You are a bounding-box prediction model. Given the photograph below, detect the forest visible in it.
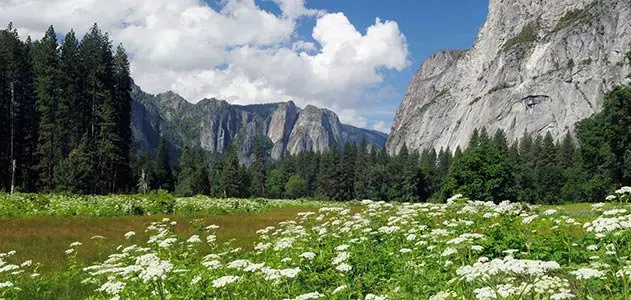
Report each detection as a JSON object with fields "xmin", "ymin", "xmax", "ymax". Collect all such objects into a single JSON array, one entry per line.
[{"xmin": 1, "ymin": 23, "xmax": 631, "ymax": 204}]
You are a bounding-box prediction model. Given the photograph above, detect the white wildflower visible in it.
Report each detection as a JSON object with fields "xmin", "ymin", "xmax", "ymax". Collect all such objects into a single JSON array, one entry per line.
[{"xmin": 212, "ymin": 275, "xmax": 240, "ymax": 288}]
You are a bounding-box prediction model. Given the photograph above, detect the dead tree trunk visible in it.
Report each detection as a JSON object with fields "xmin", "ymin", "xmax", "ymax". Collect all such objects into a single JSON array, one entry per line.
[{"xmin": 10, "ymin": 82, "xmax": 16, "ymax": 194}]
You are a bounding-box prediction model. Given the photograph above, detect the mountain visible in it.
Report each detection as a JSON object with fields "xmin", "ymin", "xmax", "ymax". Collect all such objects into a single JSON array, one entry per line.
[
  {"xmin": 388, "ymin": 0, "xmax": 631, "ymax": 153},
  {"xmin": 130, "ymin": 84, "xmax": 387, "ymax": 163}
]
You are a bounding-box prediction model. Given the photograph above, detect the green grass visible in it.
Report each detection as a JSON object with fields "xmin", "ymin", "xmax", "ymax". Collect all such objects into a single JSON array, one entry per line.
[{"xmin": 0, "ymin": 207, "xmax": 322, "ymax": 274}]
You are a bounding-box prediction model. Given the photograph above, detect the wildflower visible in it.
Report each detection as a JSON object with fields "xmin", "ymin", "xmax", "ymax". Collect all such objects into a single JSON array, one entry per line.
[
  {"xmin": 300, "ymin": 252, "xmax": 316, "ymax": 260},
  {"xmin": 336, "ymin": 263, "xmax": 352, "ymax": 272},
  {"xmin": 332, "ymin": 252, "xmax": 350, "ymax": 265},
  {"xmin": 279, "ymin": 267, "xmax": 301, "ymax": 278},
  {"xmin": 191, "ymin": 276, "xmax": 202, "ymax": 284},
  {"xmin": 430, "ymin": 291, "xmax": 457, "ymax": 300},
  {"xmin": 365, "ymin": 294, "xmax": 388, "ymax": 300},
  {"xmin": 207, "ymin": 235, "xmax": 217, "ymax": 244},
  {"xmin": 97, "ymin": 280, "xmax": 126, "ymax": 295},
  {"xmin": 202, "ymin": 260, "xmax": 221, "ymax": 270},
  {"xmin": 227, "ymin": 260, "xmax": 251, "ymax": 270},
  {"xmin": 333, "ymin": 285, "xmax": 347, "ymax": 294},
  {"xmin": 441, "ymin": 248, "xmax": 458, "ymax": 257},
  {"xmin": 570, "ymin": 268, "xmax": 605, "ymax": 280},
  {"xmin": 244, "ymin": 262, "xmax": 265, "ymax": 272},
  {"xmin": 158, "ymin": 238, "xmax": 177, "ymax": 248},
  {"xmin": 400, "ymin": 248, "xmax": 412, "ymax": 253},
  {"xmin": 65, "ymin": 249, "xmax": 75, "ymax": 255},
  {"xmin": 20, "ymin": 260, "xmax": 32, "ymax": 268},
  {"xmin": 287, "ymin": 291, "xmax": 324, "ymax": 300},
  {"xmin": 472, "ymin": 245, "xmax": 484, "ymax": 251},
  {"xmin": 186, "ymin": 235, "xmax": 202, "ymax": 244},
  {"xmin": 124, "ymin": 231, "xmax": 136, "ymax": 239},
  {"xmin": 335, "ymin": 244, "xmax": 350, "ymax": 251},
  {"xmin": 69, "ymin": 242, "xmax": 82, "ymax": 247},
  {"xmin": 136, "ymin": 254, "xmax": 173, "ymax": 283},
  {"xmin": 212, "ymin": 276, "xmax": 240, "ymax": 288}
]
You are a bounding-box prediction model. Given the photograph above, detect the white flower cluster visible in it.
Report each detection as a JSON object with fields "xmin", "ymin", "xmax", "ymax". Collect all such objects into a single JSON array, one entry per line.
[
  {"xmin": 584, "ymin": 213, "xmax": 631, "ymax": 238},
  {"xmin": 570, "ymin": 267, "xmax": 605, "ymax": 280},
  {"xmin": 457, "ymin": 256, "xmax": 561, "ymax": 282}
]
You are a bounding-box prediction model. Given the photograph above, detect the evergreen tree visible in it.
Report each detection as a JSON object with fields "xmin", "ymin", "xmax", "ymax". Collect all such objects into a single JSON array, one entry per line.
[
  {"xmin": 176, "ymin": 146, "xmax": 210, "ymax": 196},
  {"xmin": 32, "ymin": 26, "xmax": 61, "ymax": 191},
  {"xmin": 153, "ymin": 138, "xmax": 174, "ymax": 191},
  {"xmin": 54, "ymin": 137, "xmax": 93, "ymax": 194},
  {"xmin": 220, "ymin": 146, "xmax": 245, "ymax": 198},
  {"xmin": 353, "ymin": 137, "xmax": 371, "ymax": 200},
  {"xmin": 112, "ymin": 44, "xmax": 133, "ymax": 191},
  {"xmin": 58, "ymin": 30, "xmax": 81, "ymax": 155},
  {"xmin": 557, "ymin": 133, "xmax": 575, "ymax": 170},
  {"xmin": 336, "ymin": 142, "xmax": 356, "ymax": 201},
  {"xmin": 0, "ymin": 24, "xmax": 37, "ymax": 192},
  {"xmin": 249, "ymin": 138, "xmax": 267, "ymax": 197}
]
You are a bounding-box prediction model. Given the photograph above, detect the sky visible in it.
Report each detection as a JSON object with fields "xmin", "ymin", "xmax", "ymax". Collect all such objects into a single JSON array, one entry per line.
[{"xmin": 0, "ymin": 0, "xmax": 488, "ymax": 133}]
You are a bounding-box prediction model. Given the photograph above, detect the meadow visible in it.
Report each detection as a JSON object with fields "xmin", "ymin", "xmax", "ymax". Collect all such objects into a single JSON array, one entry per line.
[{"xmin": 0, "ymin": 189, "xmax": 630, "ymax": 299}]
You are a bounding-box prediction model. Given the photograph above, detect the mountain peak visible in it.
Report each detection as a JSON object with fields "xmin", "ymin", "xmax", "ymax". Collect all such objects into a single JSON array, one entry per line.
[{"xmin": 130, "ymin": 84, "xmax": 387, "ymax": 163}]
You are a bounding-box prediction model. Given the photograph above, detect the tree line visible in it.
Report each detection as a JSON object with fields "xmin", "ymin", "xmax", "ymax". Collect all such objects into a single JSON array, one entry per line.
[
  {"xmin": 141, "ymin": 52, "xmax": 631, "ymax": 204},
  {"xmin": 2, "ymin": 22, "xmax": 629, "ymax": 204},
  {"xmin": 0, "ymin": 23, "xmax": 133, "ymax": 194}
]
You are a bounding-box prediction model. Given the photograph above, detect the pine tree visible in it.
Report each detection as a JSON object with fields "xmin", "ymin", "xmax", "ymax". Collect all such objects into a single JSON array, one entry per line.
[
  {"xmin": 54, "ymin": 136, "xmax": 93, "ymax": 194},
  {"xmin": 153, "ymin": 138, "xmax": 174, "ymax": 191},
  {"xmin": 176, "ymin": 146, "xmax": 210, "ymax": 196},
  {"xmin": 557, "ymin": 133, "xmax": 575, "ymax": 169},
  {"xmin": 58, "ymin": 30, "xmax": 81, "ymax": 155},
  {"xmin": 32, "ymin": 26, "xmax": 61, "ymax": 191},
  {"xmin": 536, "ymin": 132, "xmax": 563, "ymax": 204},
  {"xmin": 353, "ymin": 137, "xmax": 370, "ymax": 200},
  {"xmin": 249, "ymin": 138, "xmax": 267, "ymax": 197},
  {"xmin": 0, "ymin": 24, "xmax": 37, "ymax": 192},
  {"xmin": 336, "ymin": 142, "xmax": 356, "ymax": 201},
  {"xmin": 221, "ymin": 146, "xmax": 246, "ymax": 198},
  {"xmin": 112, "ymin": 44, "xmax": 133, "ymax": 191}
]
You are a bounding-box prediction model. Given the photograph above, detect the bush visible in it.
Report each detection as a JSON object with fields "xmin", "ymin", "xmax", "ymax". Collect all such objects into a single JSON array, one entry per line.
[{"xmin": 146, "ymin": 190, "xmax": 176, "ymax": 214}]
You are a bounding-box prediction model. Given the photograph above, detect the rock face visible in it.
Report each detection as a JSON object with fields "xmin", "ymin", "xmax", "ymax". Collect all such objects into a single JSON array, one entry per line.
[
  {"xmin": 388, "ymin": 0, "xmax": 631, "ymax": 154},
  {"xmin": 130, "ymin": 85, "xmax": 387, "ymax": 164}
]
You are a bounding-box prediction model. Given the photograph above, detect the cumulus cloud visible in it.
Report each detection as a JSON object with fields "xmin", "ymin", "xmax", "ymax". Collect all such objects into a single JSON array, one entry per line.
[
  {"xmin": 0, "ymin": 0, "xmax": 410, "ymax": 129},
  {"xmin": 372, "ymin": 121, "xmax": 391, "ymax": 134}
]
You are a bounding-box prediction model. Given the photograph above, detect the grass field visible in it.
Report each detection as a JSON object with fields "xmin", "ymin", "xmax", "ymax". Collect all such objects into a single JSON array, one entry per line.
[
  {"xmin": 0, "ymin": 207, "xmax": 322, "ymax": 274},
  {"xmin": 2, "ymin": 193, "xmax": 631, "ymax": 299}
]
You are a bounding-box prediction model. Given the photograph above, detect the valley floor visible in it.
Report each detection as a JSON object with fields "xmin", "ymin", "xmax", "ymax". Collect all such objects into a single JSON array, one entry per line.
[{"xmin": 1, "ymin": 195, "xmax": 630, "ymax": 299}]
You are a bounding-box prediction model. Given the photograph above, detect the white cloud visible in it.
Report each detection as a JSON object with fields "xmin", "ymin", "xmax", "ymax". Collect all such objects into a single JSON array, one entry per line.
[
  {"xmin": 0, "ymin": 0, "xmax": 410, "ymax": 130},
  {"xmin": 372, "ymin": 121, "xmax": 391, "ymax": 134}
]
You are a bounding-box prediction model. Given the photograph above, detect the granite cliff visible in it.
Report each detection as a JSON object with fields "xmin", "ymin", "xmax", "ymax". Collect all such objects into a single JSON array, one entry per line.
[{"xmin": 388, "ymin": 0, "xmax": 631, "ymax": 153}]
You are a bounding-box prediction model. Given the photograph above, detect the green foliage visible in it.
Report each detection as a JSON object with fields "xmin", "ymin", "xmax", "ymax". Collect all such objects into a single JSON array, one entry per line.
[
  {"xmin": 153, "ymin": 138, "xmax": 174, "ymax": 192},
  {"xmin": 146, "ymin": 189, "xmax": 176, "ymax": 214},
  {"xmin": 4, "ymin": 198, "xmax": 631, "ymax": 299},
  {"xmin": 220, "ymin": 146, "xmax": 247, "ymax": 198},
  {"xmin": 284, "ymin": 175, "xmax": 308, "ymax": 199},
  {"xmin": 441, "ymin": 128, "xmax": 516, "ymax": 202},
  {"xmin": 175, "ymin": 147, "xmax": 211, "ymax": 197},
  {"xmin": 502, "ymin": 23, "xmax": 539, "ymax": 51},
  {"xmin": 554, "ymin": 6, "xmax": 593, "ymax": 31}
]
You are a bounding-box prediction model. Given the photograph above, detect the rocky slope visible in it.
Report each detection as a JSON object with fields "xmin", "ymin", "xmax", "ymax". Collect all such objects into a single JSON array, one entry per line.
[
  {"xmin": 388, "ymin": 0, "xmax": 631, "ymax": 154},
  {"xmin": 130, "ymin": 85, "xmax": 387, "ymax": 163}
]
